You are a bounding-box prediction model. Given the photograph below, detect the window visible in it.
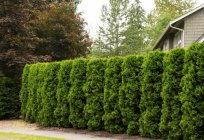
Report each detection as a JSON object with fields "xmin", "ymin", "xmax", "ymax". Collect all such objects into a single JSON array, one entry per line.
[
  {"xmin": 198, "ymin": 35, "xmax": 204, "ymax": 43},
  {"xmin": 163, "ymin": 39, "xmax": 169, "ymax": 51},
  {"xmin": 173, "ymin": 31, "xmax": 182, "ymax": 48}
]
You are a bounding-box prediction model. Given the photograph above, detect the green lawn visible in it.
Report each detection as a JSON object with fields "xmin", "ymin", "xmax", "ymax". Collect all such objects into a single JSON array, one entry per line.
[{"xmin": 0, "ymin": 132, "xmax": 65, "ymax": 140}]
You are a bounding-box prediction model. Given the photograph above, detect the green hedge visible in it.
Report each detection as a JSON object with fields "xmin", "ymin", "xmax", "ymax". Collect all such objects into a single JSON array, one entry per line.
[
  {"xmin": 103, "ymin": 57, "xmax": 125, "ymax": 133},
  {"xmin": 0, "ymin": 77, "xmax": 20, "ymax": 119},
  {"xmin": 69, "ymin": 59, "xmax": 87, "ymax": 129},
  {"xmin": 20, "ymin": 64, "xmax": 30, "ymax": 119},
  {"xmin": 159, "ymin": 48, "xmax": 185, "ymax": 139},
  {"xmin": 139, "ymin": 51, "xmax": 164, "ymax": 138},
  {"xmin": 119, "ymin": 55, "xmax": 143, "ymax": 135},
  {"xmin": 19, "ymin": 43, "xmax": 204, "ymax": 139},
  {"xmin": 41, "ymin": 62, "xmax": 60, "ymax": 126},
  {"xmin": 54, "ymin": 60, "xmax": 72, "ymax": 127},
  {"xmin": 25, "ymin": 64, "xmax": 39, "ymax": 122},
  {"xmin": 83, "ymin": 59, "xmax": 106, "ymax": 130},
  {"xmin": 36, "ymin": 63, "xmax": 46, "ymax": 124},
  {"xmin": 180, "ymin": 43, "xmax": 204, "ymax": 139}
]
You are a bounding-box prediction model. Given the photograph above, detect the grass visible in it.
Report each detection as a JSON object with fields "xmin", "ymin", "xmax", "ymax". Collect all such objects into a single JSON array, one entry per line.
[{"xmin": 0, "ymin": 132, "xmax": 65, "ymax": 140}]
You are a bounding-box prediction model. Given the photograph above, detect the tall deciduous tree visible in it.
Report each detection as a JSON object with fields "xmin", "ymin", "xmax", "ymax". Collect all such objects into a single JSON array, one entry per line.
[
  {"xmin": 0, "ymin": 1, "xmax": 91, "ymax": 81},
  {"xmin": 34, "ymin": 2, "xmax": 92, "ymax": 61},
  {"xmin": 92, "ymin": 0, "xmax": 145, "ymax": 57}
]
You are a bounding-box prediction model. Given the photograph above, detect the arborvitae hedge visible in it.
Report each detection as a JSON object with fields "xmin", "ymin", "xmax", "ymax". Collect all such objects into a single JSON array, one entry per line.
[
  {"xmin": 83, "ymin": 59, "xmax": 106, "ymax": 130},
  {"xmin": 20, "ymin": 64, "xmax": 30, "ymax": 119},
  {"xmin": 103, "ymin": 57, "xmax": 125, "ymax": 133},
  {"xmin": 36, "ymin": 63, "xmax": 46, "ymax": 123},
  {"xmin": 180, "ymin": 43, "xmax": 204, "ymax": 140},
  {"xmin": 69, "ymin": 59, "xmax": 87, "ymax": 129},
  {"xmin": 41, "ymin": 62, "xmax": 60, "ymax": 126},
  {"xmin": 119, "ymin": 55, "xmax": 143, "ymax": 135},
  {"xmin": 25, "ymin": 64, "xmax": 39, "ymax": 122},
  {"xmin": 139, "ymin": 51, "xmax": 164, "ymax": 138},
  {"xmin": 54, "ymin": 60, "xmax": 72, "ymax": 128},
  {"xmin": 159, "ymin": 48, "xmax": 185, "ymax": 139},
  {"xmin": 0, "ymin": 77, "xmax": 20, "ymax": 119},
  {"xmin": 19, "ymin": 43, "xmax": 204, "ymax": 139}
]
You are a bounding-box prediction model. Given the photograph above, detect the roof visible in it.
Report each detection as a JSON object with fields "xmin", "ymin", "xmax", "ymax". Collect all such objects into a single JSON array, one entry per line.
[{"xmin": 153, "ymin": 3, "xmax": 204, "ymax": 49}]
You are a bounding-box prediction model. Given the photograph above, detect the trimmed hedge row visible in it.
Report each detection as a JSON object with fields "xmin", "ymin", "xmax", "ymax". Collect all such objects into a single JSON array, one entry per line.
[
  {"xmin": 103, "ymin": 57, "xmax": 125, "ymax": 133},
  {"xmin": 159, "ymin": 48, "xmax": 185, "ymax": 139},
  {"xmin": 83, "ymin": 59, "xmax": 106, "ymax": 130},
  {"xmin": 119, "ymin": 55, "xmax": 143, "ymax": 135},
  {"xmin": 69, "ymin": 59, "xmax": 87, "ymax": 128},
  {"xmin": 180, "ymin": 44, "xmax": 204, "ymax": 140},
  {"xmin": 20, "ymin": 43, "xmax": 204, "ymax": 139},
  {"xmin": 139, "ymin": 51, "xmax": 164, "ymax": 138}
]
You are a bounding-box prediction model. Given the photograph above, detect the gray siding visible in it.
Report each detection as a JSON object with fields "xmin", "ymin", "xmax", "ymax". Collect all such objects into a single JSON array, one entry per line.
[{"xmin": 184, "ymin": 8, "xmax": 204, "ymax": 48}]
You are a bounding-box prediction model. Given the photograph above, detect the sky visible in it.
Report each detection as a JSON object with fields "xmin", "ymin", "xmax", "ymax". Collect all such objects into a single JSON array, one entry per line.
[{"xmin": 78, "ymin": 0, "xmax": 204, "ymax": 39}]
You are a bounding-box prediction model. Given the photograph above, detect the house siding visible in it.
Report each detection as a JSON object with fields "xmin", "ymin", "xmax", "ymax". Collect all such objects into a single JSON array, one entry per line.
[{"xmin": 184, "ymin": 8, "xmax": 204, "ymax": 48}]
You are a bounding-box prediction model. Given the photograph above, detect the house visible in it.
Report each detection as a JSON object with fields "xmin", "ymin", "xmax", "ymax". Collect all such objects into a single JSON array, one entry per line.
[{"xmin": 154, "ymin": 4, "xmax": 204, "ymax": 51}]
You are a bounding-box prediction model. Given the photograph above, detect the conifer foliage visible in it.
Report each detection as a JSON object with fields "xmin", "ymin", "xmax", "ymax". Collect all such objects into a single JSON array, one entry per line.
[
  {"xmin": 41, "ymin": 62, "xmax": 60, "ymax": 126},
  {"xmin": 139, "ymin": 51, "xmax": 164, "ymax": 138},
  {"xmin": 19, "ymin": 44, "xmax": 204, "ymax": 139},
  {"xmin": 20, "ymin": 65, "xmax": 30, "ymax": 119},
  {"xmin": 103, "ymin": 57, "xmax": 125, "ymax": 133},
  {"xmin": 159, "ymin": 48, "xmax": 185, "ymax": 139},
  {"xmin": 36, "ymin": 63, "xmax": 46, "ymax": 123},
  {"xmin": 83, "ymin": 59, "xmax": 106, "ymax": 130},
  {"xmin": 54, "ymin": 61, "xmax": 73, "ymax": 127},
  {"xmin": 25, "ymin": 64, "xmax": 39, "ymax": 122},
  {"xmin": 119, "ymin": 55, "xmax": 143, "ymax": 135},
  {"xmin": 180, "ymin": 43, "xmax": 204, "ymax": 139},
  {"xmin": 69, "ymin": 59, "xmax": 87, "ymax": 129}
]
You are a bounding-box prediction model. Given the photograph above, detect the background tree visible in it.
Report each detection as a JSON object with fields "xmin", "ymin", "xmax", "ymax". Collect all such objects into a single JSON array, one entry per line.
[
  {"xmin": 91, "ymin": 0, "xmax": 145, "ymax": 57},
  {"xmin": 145, "ymin": 0, "xmax": 195, "ymax": 49},
  {"xmin": 0, "ymin": 1, "xmax": 91, "ymax": 81},
  {"xmin": 121, "ymin": 0, "xmax": 145, "ymax": 55},
  {"xmin": 34, "ymin": 2, "xmax": 92, "ymax": 61}
]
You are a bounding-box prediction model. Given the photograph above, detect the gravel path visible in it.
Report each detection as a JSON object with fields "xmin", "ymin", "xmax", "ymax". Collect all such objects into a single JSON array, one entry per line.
[{"xmin": 0, "ymin": 120, "xmax": 156, "ymax": 140}]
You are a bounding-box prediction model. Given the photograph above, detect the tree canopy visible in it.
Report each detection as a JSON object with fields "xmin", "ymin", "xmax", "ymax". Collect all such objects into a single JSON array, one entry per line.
[{"xmin": 0, "ymin": 0, "xmax": 91, "ymax": 80}]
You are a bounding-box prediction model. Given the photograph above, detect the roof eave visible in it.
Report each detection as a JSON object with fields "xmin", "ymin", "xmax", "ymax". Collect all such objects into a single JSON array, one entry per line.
[{"xmin": 153, "ymin": 3, "xmax": 204, "ymax": 50}]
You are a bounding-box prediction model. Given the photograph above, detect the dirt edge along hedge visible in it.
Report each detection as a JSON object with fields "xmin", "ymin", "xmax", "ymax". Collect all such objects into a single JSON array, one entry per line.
[
  {"xmin": 103, "ymin": 57, "xmax": 125, "ymax": 133},
  {"xmin": 139, "ymin": 51, "xmax": 164, "ymax": 138},
  {"xmin": 180, "ymin": 43, "xmax": 204, "ymax": 139},
  {"xmin": 83, "ymin": 59, "xmax": 106, "ymax": 130},
  {"xmin": 159, "ymin": 48, "xmax": 185, "ymax": 139},
  {"xmin": 119, "ymin": 55, "xmax": 143, "ymax": 135},
  {"xmin": 69, "ymin": 59, "xmax": 88, "ymax": 129}
]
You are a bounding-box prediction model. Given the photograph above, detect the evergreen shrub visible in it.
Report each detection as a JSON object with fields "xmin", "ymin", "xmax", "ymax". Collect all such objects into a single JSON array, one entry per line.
[
  {"xmin": 36, "ymin": 63, "xmax": 46, "ymax": 123},
  {"xmin": 83, "ymin": 59, "xmax": 106, "ymax": 130},
  {"xmin": 119, "ymin": 55, "xmax": 143, "ymax": 135},
  {"xmin": 159, "ymin": 48, "xmax": 185, "ymax": 139},
  {"xmin": 41, "ymin": 62, "xmax": 60, "ymax": 126},
  {"xmin": 180, "ymin": 43, "xmax": 204, "ymax": 139},
  {"xmin": 103, "ymin": 57, "xmax": 125, "ymax": 133},
  {"xmin": 54, "ymin": 60, "xmax": 73, "ymax": 127},
  {"xmin": 139, "ymin": 51, "xmax": 164, "ymax": 138},
  {"xmin": 69, "ymin": 59, "xmax": 87, "ymax": 129},
  {"xmin": 25, "ymin": 64, "xmax": 39, "ymax": 122},
  {"xmin": 20, "ymin": 64, "xmax": 30, "ymax": 119}
]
